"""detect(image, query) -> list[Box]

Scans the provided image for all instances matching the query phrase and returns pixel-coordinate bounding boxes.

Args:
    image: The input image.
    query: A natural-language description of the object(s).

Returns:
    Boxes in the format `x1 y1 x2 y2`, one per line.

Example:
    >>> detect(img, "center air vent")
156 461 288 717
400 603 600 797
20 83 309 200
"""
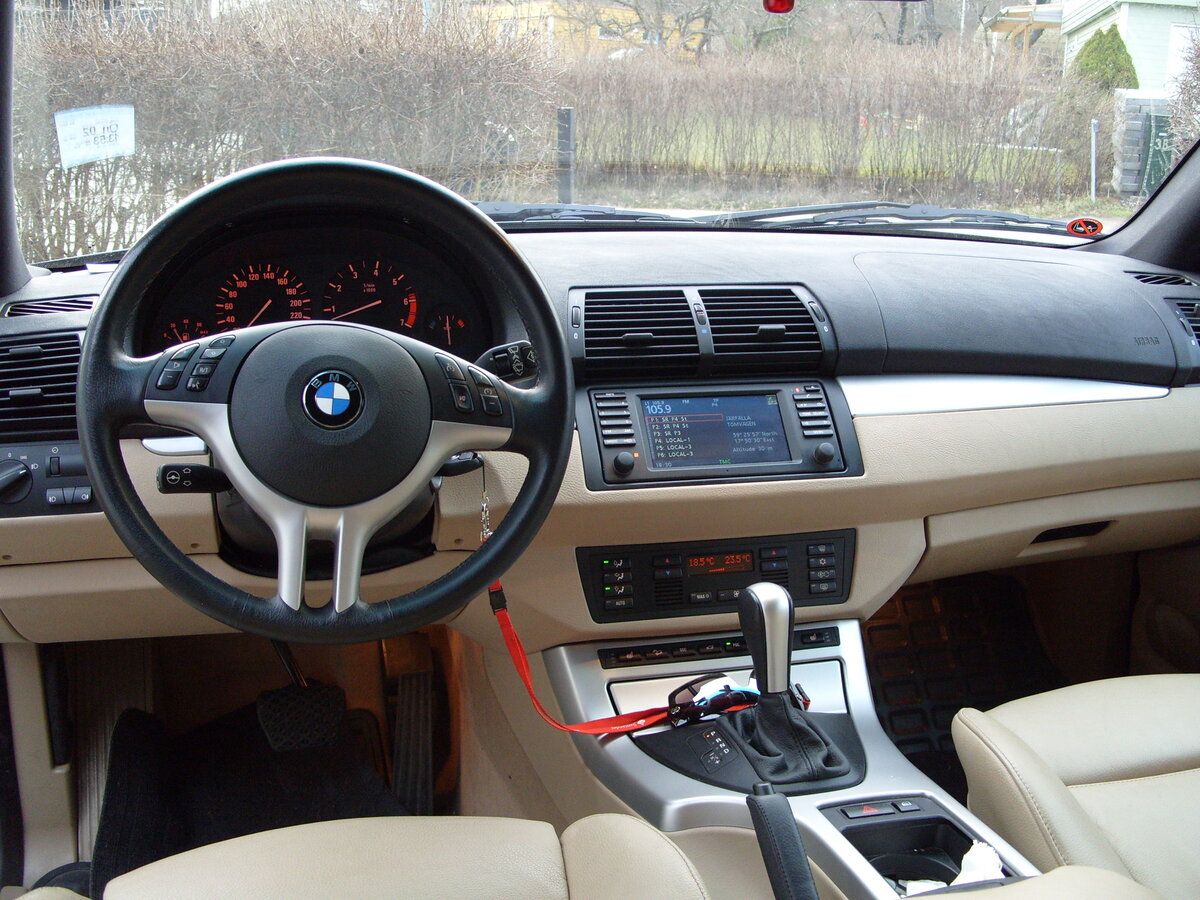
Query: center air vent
6 296 97 317
582 290 700 378
0 331 81 442
1130 271 1196 287
700 287 823 375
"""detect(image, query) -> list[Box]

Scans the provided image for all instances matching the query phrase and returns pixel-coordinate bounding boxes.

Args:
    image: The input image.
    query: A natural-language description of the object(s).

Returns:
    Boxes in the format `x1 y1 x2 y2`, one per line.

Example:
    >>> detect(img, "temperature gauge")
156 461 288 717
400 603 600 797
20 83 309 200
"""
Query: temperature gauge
425 306 473 351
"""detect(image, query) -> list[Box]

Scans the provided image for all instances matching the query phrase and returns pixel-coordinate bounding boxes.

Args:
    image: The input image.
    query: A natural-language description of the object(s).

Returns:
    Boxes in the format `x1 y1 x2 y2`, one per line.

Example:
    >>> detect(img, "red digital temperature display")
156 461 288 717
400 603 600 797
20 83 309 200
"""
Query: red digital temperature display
686 552 754 575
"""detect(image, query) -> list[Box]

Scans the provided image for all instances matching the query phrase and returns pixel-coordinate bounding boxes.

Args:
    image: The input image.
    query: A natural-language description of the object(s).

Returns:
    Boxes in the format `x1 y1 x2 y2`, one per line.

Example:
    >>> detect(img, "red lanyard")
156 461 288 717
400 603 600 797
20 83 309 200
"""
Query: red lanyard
491 582 674 734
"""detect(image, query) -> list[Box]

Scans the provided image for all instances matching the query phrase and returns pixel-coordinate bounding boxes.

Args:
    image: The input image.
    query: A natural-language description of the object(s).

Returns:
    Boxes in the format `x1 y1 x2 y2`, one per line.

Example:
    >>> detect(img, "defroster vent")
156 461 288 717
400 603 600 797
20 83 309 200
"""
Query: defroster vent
6 297 97 316
701 287 822 375
1130 272 1196 287
583 290 700 379
0 331 81 442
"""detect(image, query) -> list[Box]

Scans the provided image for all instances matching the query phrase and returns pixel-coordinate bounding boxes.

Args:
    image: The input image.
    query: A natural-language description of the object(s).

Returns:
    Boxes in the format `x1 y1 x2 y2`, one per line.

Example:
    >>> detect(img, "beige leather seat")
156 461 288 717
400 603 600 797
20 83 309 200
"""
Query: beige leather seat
22 814 709 900
952 674 1200 900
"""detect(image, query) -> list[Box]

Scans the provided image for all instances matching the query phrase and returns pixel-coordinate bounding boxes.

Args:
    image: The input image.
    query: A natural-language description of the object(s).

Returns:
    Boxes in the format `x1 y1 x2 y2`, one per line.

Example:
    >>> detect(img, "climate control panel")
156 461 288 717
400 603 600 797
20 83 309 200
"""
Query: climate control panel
577 530 855 623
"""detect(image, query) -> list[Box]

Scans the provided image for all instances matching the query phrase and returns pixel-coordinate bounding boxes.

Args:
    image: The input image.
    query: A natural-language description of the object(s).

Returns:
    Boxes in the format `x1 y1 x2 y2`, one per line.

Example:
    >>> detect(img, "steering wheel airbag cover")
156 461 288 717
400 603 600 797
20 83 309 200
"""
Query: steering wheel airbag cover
229 325 431 507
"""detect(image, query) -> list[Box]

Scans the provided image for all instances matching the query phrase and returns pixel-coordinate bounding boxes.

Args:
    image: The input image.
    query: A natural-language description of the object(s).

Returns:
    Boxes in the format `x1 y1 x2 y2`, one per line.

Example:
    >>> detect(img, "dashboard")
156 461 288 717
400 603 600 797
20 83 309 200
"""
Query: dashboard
2 225 1200 651
138 220 493 359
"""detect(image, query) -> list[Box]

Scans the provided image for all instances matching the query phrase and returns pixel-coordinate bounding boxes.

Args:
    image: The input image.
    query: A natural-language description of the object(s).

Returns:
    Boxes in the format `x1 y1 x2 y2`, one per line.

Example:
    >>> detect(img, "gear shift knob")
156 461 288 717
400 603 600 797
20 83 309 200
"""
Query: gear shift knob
737 583 795 694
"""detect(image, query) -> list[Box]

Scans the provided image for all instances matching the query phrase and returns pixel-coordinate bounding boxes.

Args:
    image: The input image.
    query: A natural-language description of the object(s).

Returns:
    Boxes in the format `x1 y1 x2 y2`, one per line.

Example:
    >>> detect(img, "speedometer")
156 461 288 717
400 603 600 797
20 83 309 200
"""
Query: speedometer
215 264 311 331
322 260 418 331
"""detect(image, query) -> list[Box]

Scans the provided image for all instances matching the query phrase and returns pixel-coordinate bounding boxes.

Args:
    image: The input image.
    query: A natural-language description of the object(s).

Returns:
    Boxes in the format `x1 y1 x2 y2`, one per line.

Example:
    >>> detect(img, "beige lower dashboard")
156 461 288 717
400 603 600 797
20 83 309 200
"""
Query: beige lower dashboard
2 388 1199 646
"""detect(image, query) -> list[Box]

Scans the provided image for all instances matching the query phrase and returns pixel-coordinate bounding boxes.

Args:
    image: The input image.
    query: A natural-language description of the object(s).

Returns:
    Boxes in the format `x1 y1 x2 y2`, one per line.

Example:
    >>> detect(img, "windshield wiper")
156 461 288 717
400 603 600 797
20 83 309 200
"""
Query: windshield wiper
476 202 700 228
701 202 1071 234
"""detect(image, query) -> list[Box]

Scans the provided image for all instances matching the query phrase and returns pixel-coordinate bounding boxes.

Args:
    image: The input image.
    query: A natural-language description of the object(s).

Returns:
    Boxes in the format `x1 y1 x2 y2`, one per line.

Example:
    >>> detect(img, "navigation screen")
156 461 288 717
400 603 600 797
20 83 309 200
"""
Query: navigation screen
641 394 790 469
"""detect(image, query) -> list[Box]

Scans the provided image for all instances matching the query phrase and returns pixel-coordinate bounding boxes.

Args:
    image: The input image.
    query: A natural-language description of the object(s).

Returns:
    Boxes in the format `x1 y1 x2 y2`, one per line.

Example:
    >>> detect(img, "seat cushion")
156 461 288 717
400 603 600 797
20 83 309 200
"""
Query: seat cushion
103 816 569 900
98 813 710 900
952 674 1200 900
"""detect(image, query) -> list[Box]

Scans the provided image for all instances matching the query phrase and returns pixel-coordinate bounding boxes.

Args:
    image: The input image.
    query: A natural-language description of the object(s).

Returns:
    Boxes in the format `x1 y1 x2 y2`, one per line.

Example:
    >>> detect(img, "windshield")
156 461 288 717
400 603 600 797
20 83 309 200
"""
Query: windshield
11 0 1196 261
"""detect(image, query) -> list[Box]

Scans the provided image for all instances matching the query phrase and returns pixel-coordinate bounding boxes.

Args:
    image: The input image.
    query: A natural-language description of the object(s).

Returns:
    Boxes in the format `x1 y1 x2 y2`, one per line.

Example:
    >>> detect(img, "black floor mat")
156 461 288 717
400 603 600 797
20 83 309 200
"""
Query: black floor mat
863 573 1064 803
90 701 405 898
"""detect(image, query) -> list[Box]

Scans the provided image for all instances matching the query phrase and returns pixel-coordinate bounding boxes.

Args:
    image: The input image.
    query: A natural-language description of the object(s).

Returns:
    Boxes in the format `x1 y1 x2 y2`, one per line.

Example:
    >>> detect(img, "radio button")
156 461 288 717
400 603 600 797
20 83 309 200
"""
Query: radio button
803 429 835 437
603 438 635 447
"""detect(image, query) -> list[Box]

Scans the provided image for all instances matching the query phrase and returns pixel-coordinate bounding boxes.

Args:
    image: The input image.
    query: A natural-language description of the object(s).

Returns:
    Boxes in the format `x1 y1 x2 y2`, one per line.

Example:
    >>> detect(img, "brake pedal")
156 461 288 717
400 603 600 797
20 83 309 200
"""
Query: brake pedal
256 682 346 752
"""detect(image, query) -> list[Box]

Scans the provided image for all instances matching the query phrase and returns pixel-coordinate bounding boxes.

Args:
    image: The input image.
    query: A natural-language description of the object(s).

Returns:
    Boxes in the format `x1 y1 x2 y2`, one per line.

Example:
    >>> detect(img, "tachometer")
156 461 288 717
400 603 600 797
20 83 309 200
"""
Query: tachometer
215 264 311 331
322 260 418 331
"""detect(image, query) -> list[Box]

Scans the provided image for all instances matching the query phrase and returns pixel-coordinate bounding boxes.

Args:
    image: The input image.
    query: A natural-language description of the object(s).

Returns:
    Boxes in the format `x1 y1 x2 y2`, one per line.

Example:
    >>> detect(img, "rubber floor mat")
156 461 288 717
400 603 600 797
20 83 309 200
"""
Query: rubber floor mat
863 573 1064 802
90 702 405 898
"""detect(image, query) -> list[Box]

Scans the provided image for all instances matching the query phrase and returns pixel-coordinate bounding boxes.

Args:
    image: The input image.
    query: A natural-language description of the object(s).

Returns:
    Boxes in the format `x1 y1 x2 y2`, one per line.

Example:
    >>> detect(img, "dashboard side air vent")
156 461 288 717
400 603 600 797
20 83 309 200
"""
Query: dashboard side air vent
1175 301 1200 340
583 290 700 379
0 331 81 442
700 287 823 375
1130 271 1196 287
5 296 97 317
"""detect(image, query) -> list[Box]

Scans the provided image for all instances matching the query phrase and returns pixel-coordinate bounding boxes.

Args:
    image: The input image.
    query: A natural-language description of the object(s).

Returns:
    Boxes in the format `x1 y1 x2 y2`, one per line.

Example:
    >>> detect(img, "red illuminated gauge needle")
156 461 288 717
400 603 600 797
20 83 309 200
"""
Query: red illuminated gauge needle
246 299 273 328
172 327 182 342
443 316 453 346
331 299 382 321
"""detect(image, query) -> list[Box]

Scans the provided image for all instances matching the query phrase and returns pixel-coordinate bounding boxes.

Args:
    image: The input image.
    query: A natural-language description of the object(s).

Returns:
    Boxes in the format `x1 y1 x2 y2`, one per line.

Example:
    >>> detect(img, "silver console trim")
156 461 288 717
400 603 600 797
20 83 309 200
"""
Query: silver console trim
839 374 1167 417
543 620 1039 900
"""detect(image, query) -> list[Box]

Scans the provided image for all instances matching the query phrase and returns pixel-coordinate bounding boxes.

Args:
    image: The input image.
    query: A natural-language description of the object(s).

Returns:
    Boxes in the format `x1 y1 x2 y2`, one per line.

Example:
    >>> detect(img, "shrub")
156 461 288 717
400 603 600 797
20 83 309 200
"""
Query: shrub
1072 25 1139 92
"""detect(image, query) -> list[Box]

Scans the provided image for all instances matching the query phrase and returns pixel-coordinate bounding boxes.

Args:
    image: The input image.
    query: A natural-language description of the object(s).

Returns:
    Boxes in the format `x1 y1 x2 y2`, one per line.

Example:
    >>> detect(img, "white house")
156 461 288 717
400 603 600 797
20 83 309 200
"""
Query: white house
1062 0 1200 91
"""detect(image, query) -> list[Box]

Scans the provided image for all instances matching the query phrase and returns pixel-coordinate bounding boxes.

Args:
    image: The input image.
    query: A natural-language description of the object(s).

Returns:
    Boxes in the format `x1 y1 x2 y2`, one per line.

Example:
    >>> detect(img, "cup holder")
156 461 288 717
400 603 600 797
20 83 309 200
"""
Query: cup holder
842 816 975 887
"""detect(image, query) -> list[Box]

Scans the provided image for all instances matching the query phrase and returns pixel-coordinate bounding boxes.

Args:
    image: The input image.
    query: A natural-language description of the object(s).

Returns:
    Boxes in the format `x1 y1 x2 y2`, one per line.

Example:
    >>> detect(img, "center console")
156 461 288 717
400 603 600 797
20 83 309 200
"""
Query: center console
543 618 1040 898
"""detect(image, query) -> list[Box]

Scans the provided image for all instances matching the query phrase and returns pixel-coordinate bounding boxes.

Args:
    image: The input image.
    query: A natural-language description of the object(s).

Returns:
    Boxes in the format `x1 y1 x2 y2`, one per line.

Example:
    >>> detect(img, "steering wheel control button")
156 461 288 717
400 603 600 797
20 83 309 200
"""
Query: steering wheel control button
163 359 188 373
209 336 235 348
191 362 216 377
156 370 182 390
200 347 227 360
450 382 474 413
302 370 365 429
185 376 209 392
171 345 198 361
435 354 465 382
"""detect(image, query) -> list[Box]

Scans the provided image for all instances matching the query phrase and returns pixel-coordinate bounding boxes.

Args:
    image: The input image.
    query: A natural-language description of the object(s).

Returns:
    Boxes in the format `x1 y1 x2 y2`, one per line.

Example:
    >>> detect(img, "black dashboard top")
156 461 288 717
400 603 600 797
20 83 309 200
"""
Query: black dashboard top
3 228 1200 388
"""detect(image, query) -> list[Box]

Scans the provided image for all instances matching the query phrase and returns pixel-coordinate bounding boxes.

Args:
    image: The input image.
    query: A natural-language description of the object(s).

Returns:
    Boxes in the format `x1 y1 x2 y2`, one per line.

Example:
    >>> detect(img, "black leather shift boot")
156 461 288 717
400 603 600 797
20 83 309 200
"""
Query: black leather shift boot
723 690 851 783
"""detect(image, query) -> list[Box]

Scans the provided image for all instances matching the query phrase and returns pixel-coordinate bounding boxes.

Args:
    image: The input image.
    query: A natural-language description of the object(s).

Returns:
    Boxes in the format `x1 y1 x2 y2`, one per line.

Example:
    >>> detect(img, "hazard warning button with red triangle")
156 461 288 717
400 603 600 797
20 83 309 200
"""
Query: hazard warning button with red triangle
840 802 896 819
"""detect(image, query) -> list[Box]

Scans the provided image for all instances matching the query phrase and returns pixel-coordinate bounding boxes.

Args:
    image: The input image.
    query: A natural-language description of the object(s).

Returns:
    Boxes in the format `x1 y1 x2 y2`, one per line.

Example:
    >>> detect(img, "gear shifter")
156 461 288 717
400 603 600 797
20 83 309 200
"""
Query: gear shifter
723 582 851 785
737 583 795 693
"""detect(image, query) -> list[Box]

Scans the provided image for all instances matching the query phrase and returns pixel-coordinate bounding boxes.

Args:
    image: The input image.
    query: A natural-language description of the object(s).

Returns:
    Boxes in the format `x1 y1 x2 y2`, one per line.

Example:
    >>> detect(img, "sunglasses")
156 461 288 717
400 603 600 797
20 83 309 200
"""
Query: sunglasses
667 674 760 727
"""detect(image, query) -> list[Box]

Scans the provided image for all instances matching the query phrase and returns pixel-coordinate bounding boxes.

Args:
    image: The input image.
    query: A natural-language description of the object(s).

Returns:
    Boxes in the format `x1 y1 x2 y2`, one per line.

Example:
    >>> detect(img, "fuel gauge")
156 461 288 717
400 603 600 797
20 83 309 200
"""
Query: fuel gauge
162 318 210 345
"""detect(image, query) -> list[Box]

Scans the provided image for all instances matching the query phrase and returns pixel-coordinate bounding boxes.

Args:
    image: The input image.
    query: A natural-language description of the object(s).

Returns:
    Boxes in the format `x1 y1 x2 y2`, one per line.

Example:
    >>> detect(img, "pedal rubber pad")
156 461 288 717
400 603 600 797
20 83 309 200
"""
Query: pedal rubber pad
256 682 346 752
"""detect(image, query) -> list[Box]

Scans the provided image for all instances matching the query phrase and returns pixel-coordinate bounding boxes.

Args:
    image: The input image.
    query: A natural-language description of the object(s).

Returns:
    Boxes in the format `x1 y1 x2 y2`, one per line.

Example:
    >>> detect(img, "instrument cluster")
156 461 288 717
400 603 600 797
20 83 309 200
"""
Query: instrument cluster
140 222 491 358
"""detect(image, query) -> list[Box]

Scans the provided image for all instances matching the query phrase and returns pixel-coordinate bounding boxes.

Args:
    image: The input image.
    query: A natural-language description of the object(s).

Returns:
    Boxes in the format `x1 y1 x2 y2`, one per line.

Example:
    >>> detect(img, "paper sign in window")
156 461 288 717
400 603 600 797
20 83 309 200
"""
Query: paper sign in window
54 105 135 169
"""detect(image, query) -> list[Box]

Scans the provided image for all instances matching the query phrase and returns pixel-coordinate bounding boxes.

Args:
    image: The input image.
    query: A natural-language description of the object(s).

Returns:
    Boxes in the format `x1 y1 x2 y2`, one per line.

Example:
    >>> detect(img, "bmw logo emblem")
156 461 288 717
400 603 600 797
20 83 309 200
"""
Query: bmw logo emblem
302 370 363 429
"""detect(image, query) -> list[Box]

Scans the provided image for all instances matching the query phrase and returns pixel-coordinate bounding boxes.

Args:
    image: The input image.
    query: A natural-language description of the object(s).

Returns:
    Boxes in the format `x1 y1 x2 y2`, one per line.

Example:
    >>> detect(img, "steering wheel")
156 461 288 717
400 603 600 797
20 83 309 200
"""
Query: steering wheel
78 159 573 643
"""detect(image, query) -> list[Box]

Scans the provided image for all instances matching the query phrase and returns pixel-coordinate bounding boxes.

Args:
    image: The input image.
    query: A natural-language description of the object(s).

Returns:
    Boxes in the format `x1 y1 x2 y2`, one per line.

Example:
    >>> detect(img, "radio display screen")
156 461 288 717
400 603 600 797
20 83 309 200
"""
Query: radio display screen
641 394 790 469
686 551 754 575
